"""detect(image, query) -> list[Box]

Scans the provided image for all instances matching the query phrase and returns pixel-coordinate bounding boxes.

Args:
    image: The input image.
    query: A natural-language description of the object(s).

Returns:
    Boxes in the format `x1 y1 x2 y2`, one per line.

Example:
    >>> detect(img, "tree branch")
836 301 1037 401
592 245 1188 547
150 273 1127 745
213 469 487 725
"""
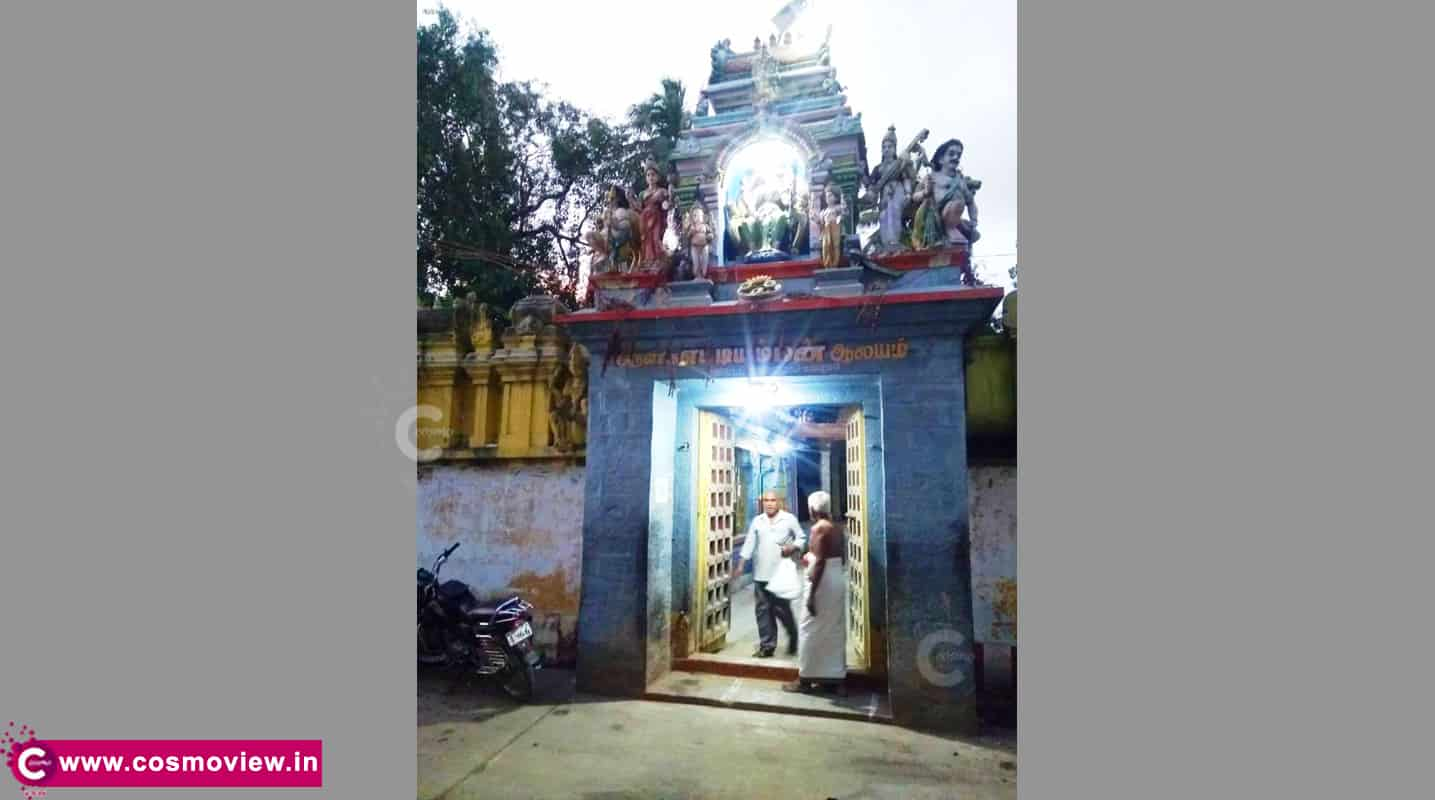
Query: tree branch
513 222 584 249
520 181 573 217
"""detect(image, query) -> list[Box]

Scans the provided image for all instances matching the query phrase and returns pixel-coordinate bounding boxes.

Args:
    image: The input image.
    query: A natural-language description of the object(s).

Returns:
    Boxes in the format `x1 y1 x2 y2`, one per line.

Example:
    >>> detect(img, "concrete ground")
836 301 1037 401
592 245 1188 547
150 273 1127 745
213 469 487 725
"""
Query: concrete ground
419 667 1016 800
645 670 893 722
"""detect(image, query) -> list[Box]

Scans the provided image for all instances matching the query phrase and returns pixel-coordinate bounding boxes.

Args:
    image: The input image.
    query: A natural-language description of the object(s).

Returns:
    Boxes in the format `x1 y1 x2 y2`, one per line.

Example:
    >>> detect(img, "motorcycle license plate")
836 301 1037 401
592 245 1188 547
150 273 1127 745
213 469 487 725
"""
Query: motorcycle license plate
506 622 533 646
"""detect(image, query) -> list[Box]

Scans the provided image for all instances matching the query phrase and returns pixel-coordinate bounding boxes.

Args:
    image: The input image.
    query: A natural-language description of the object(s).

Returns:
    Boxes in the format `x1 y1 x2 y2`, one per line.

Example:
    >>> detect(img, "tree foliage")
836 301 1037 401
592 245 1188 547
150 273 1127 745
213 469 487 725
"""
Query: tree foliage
417 8 689 313
623 78 690 192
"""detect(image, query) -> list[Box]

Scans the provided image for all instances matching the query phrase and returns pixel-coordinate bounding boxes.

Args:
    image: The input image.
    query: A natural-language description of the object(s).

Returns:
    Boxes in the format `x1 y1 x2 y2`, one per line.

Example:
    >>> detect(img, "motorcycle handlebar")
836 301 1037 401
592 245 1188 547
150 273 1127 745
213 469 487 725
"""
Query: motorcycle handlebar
431 541 461 573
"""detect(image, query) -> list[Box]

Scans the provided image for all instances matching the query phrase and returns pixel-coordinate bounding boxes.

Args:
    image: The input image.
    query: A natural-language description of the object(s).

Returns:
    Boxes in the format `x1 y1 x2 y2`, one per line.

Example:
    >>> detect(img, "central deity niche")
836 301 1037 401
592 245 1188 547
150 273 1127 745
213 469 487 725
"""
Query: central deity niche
720 137 810 264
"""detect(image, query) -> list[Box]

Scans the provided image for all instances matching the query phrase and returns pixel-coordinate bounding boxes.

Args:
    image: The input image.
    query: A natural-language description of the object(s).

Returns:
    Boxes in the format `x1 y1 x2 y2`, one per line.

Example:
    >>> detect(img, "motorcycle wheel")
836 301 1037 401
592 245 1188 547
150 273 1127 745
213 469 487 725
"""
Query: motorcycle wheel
499 658 535 702
417 624 445 665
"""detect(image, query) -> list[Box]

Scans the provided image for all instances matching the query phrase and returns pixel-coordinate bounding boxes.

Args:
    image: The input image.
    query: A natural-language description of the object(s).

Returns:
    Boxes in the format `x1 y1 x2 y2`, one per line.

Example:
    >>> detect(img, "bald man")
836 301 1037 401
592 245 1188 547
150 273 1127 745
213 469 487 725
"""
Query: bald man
734 490 805 657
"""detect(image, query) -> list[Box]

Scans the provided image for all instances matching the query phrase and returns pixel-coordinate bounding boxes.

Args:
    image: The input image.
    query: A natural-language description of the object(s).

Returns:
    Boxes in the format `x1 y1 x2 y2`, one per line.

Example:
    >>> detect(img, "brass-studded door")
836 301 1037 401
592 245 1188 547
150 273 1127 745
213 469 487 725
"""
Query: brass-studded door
695 410 736 653
843 406 870 671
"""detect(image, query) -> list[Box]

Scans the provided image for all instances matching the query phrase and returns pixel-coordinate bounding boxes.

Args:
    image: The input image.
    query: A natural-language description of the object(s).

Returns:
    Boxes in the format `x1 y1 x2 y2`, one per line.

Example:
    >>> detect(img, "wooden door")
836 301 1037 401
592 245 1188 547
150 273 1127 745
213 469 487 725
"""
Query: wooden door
695 410 736 652
843 405 870 671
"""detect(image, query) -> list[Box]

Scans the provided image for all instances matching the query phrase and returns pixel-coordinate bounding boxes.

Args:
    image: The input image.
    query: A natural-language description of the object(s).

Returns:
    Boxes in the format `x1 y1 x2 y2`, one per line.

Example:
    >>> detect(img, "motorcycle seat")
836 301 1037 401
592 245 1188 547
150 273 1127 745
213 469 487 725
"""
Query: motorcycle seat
463 597 518 619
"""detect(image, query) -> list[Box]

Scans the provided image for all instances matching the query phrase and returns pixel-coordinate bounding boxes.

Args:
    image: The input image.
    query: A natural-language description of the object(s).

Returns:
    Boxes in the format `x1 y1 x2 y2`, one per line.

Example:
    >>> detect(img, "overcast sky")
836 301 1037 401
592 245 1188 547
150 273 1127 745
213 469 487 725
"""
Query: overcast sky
418 0 1016 288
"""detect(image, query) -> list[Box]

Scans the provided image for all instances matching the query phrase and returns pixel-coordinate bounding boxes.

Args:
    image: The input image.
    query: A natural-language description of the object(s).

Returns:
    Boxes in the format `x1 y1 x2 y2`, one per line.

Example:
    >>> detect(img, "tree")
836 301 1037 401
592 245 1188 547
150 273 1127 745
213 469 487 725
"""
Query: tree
418 9 625 311
417 9 532 309
623 78 690 192
499 81 634 306
417 8 692 311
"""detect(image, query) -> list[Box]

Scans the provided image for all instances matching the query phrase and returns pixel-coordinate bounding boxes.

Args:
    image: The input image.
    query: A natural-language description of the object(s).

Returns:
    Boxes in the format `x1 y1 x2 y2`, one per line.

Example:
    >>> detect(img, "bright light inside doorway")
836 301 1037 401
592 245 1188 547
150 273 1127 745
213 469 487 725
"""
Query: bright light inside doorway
771 438 791 455
739 379 783 413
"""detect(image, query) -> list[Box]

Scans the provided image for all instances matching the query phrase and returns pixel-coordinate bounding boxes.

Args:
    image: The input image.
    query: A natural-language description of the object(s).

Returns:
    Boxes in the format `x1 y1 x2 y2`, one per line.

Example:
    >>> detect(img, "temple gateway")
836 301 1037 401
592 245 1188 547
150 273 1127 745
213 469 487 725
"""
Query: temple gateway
557 8 1004 733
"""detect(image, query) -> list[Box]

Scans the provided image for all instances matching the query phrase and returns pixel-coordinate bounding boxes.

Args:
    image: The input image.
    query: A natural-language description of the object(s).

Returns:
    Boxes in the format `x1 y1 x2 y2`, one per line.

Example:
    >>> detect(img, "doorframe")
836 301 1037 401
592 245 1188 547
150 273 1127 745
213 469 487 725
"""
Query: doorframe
655 374 888 681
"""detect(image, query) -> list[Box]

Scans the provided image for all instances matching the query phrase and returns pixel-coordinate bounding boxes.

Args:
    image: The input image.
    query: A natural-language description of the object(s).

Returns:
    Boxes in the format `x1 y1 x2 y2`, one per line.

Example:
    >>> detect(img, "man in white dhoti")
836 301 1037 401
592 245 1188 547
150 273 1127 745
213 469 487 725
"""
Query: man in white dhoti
784 491 847 695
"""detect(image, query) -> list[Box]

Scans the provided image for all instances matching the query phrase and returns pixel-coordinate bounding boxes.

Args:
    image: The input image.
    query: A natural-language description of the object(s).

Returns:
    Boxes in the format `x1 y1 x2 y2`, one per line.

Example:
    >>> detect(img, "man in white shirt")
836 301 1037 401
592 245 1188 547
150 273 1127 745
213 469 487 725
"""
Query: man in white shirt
734 490 806 657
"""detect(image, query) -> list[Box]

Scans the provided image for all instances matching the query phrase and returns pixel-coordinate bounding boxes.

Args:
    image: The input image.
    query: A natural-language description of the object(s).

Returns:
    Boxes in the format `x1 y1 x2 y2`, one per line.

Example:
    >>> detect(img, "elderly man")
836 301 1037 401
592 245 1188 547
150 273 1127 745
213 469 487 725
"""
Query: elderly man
734 490 805 658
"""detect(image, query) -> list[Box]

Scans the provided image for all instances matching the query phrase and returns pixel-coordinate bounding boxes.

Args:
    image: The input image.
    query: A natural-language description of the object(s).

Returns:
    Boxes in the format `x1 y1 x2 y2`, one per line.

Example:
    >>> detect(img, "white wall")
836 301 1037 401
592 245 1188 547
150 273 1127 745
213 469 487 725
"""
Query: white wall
417 461 585 664
416 459 1015 663
970 465 1017 646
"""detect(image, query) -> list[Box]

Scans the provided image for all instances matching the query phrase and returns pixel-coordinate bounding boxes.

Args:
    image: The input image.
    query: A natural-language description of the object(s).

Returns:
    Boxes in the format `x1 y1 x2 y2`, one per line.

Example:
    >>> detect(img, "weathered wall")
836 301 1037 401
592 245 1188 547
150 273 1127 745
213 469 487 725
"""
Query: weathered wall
416 461 585 665
564 296 997 733
877 330 976 732
969 466 1017 646
415 295 1016 716
415 455 1014 664
571 364 656 696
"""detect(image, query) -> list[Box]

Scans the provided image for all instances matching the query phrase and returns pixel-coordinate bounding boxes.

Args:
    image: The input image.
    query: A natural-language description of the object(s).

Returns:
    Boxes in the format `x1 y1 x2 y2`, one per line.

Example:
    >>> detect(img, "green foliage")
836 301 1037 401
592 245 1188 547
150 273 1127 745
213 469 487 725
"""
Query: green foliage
417 8 690 312
623 78 690 192
417 9 530 309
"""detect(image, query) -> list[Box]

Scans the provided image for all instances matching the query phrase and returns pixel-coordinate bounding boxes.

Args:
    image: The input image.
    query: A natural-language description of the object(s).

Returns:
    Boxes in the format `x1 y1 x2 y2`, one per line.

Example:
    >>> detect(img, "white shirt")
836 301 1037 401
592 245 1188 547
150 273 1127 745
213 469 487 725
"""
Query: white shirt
739 510 805 583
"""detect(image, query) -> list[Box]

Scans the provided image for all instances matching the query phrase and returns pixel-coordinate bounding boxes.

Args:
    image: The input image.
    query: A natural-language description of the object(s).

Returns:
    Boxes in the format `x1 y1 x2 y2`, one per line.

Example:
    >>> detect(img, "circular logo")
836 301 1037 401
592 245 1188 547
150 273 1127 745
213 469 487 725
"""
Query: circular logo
396 405 445 463
915 627 974 688
11 741 57 786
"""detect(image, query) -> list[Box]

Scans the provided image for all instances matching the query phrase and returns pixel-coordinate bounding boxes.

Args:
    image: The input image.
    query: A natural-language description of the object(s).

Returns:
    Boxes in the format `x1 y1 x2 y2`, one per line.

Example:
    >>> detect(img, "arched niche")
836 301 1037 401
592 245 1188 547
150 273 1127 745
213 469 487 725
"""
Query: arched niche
712 124 823 266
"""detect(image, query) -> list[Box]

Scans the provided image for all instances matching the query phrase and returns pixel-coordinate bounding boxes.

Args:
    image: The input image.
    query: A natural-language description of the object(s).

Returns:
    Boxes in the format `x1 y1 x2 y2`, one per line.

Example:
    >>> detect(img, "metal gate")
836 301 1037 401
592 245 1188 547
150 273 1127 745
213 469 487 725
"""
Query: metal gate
844 405 870 671
695 409 735 652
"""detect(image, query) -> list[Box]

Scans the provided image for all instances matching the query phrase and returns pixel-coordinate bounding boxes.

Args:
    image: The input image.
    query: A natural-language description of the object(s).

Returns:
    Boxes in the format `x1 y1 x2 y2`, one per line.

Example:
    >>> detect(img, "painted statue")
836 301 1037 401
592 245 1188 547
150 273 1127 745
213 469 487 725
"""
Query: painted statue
565 344 588 449
468 298 496 352
548 344 589 451
726 172 760 255
817 184 846 268
547 356 571 450
752 44 780 111
863 126 928 253
638 160 672 268
708 39 734 84
586 184 641 273
683 204 714 279
726 166 805 261
912 138 981 251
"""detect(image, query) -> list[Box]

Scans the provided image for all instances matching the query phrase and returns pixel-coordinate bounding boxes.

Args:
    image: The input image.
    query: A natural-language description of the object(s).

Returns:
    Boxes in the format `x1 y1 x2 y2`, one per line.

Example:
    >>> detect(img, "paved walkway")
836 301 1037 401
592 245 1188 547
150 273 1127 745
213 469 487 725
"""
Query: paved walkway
419 668 1016 800
645 670 893 723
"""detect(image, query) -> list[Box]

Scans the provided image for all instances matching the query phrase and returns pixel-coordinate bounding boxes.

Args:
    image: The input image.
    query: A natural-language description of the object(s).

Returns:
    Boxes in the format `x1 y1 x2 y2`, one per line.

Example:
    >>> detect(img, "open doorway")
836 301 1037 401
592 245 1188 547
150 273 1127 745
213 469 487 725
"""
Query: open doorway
686 403 871 673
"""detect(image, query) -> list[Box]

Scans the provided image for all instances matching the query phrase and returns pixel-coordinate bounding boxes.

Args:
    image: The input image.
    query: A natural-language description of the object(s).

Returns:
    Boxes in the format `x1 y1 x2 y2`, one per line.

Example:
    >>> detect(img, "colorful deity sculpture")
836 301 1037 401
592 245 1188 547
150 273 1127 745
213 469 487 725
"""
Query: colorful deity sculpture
683 204 714 279
637 159 673 269
817 184 846 268
586 184 641 273
863 126 927 253
912 138 981 251
725 165 806 261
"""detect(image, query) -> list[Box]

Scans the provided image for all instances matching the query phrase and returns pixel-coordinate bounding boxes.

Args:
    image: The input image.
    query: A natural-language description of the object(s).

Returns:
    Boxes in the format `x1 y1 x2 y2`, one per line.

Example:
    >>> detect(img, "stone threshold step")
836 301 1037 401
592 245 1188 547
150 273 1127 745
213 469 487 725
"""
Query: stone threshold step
674 656 796 682
645 671 893 725
673 655 886 691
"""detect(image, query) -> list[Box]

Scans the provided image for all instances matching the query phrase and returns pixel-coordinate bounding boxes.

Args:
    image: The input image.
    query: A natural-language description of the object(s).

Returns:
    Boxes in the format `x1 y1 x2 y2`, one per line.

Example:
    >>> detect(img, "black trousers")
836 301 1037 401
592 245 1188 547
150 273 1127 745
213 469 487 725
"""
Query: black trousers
754 580 797 653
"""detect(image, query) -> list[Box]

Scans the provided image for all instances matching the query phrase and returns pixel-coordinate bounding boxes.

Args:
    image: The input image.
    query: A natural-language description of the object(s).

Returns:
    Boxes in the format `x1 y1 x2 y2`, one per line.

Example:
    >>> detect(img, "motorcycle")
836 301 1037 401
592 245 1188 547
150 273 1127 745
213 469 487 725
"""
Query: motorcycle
417 542 542 701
